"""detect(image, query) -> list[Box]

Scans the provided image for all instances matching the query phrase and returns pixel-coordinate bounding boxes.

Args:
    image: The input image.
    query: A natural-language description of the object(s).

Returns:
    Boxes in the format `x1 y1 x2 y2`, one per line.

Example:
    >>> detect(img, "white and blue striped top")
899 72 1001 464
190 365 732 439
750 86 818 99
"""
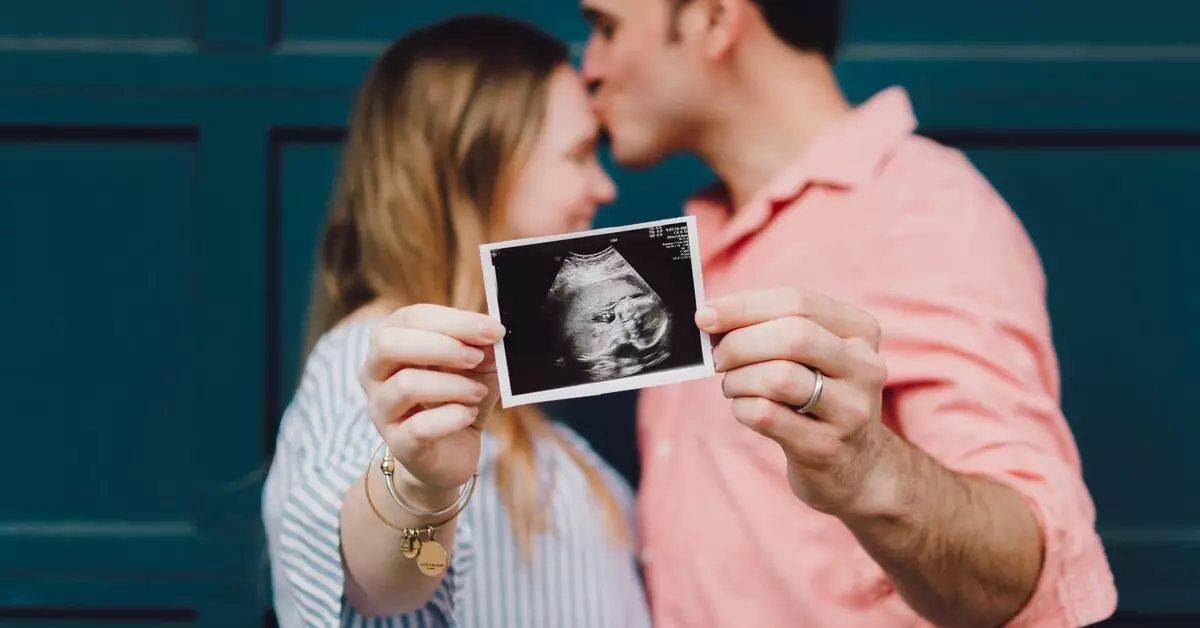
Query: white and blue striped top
262 319 652 628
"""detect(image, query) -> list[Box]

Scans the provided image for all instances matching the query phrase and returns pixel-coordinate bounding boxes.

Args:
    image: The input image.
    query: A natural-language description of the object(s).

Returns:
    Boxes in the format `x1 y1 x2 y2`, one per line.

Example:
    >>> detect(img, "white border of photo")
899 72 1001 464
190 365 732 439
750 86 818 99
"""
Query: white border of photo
480 215 716 408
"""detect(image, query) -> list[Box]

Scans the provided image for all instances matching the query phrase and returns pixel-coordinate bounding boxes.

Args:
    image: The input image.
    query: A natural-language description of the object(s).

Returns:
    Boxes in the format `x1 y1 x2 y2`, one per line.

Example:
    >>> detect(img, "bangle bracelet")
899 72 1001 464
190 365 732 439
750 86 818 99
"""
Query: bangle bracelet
372 441 477 519
362 442 478 577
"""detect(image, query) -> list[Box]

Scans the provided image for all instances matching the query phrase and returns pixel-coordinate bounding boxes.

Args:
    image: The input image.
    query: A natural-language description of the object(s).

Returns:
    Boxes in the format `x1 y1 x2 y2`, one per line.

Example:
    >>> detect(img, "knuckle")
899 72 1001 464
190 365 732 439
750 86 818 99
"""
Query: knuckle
850 341 888 386
787 287 812 317
865 357 888 387
784 319 810 358
368 320 387 348
767 362 797 399
406 421 434 446
369 325 400 361
843 394 874 426
390 304 419 329
740 397 776 430
734 298 750 324
391 368 421 394
406 303 434 319
381 426 408 455
863 314 883 346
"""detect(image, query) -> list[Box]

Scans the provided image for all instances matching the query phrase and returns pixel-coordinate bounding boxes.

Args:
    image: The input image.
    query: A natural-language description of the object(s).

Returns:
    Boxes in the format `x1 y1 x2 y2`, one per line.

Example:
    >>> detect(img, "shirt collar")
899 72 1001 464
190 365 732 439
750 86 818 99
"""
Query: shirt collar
689 86 919 260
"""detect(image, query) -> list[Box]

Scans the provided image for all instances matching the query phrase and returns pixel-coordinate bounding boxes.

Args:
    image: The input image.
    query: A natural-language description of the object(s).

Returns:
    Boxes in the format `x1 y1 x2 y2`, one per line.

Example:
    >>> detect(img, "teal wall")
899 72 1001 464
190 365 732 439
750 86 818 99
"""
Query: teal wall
1 1 1197 625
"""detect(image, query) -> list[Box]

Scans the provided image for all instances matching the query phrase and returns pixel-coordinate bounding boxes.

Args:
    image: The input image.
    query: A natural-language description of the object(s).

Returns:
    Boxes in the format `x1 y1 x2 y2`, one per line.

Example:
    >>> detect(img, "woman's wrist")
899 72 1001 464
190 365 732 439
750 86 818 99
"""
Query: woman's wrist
389 460 462 514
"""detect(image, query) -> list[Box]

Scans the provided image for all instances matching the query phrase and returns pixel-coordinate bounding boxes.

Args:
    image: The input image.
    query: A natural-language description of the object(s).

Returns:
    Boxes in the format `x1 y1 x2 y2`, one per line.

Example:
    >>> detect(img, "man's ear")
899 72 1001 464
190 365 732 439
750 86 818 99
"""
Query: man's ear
699 0 745 59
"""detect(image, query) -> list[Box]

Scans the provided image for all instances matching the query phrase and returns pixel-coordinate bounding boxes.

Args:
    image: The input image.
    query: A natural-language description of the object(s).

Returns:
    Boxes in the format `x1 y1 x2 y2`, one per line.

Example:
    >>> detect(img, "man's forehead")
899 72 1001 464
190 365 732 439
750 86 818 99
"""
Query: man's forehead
581 0 650 19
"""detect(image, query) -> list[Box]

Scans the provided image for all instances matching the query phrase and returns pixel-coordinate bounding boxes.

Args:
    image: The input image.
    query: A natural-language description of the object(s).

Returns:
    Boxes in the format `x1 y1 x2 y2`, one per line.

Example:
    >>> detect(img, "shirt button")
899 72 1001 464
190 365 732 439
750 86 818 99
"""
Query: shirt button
656 441 672 459
640 548 653 564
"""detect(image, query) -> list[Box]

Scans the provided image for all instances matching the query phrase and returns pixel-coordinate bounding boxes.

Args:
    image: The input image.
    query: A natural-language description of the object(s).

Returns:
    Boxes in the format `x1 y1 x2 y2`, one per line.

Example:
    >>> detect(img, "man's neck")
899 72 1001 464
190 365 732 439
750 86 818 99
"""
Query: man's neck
695 56 850 212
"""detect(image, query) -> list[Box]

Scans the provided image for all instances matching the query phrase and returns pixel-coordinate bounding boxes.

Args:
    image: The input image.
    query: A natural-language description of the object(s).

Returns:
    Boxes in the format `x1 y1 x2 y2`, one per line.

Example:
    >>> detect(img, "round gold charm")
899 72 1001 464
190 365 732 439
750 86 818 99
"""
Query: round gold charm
416 540 448 576
400 535 421 559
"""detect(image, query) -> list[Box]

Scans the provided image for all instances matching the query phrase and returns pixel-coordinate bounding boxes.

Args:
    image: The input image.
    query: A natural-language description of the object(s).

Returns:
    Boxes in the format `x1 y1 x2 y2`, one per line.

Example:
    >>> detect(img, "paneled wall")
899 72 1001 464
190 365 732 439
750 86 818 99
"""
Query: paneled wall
1 0 1197 624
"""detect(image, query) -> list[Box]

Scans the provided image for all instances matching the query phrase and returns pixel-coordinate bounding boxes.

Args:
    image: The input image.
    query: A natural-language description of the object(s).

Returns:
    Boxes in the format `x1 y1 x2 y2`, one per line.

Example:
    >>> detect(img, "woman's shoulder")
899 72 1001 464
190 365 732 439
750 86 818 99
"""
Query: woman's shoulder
297 318 377 395
277 318 379 443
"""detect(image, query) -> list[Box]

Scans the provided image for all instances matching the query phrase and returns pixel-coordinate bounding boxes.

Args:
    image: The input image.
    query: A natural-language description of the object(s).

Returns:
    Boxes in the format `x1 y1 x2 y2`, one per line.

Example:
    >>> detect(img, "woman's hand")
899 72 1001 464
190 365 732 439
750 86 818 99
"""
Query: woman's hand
359 304 505 509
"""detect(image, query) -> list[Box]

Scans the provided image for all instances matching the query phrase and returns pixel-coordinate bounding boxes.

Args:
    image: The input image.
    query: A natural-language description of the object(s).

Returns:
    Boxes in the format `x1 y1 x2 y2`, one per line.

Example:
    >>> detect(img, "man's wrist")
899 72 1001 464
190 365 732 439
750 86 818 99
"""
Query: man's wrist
840 428 919 526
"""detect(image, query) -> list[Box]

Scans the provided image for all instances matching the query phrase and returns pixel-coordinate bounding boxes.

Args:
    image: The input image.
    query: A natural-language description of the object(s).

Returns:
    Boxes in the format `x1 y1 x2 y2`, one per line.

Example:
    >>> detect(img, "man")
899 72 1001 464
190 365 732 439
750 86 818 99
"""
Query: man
580 1 1118 626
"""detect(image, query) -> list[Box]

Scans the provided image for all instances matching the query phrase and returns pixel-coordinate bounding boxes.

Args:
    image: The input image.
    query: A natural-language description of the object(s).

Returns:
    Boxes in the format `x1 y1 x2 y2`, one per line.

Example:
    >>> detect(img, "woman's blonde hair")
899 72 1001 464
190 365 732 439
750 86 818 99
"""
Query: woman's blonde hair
304 15 627 556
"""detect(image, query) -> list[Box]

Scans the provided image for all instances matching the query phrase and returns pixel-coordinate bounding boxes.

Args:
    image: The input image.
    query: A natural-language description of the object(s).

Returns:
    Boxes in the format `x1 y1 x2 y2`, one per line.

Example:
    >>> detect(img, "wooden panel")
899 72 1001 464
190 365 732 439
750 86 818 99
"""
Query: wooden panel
0 578 261 626
0 0 1197 621
0 125 265 626
0 0 197 39
941 133 1200 612
0 127 203 572
270 130 343 414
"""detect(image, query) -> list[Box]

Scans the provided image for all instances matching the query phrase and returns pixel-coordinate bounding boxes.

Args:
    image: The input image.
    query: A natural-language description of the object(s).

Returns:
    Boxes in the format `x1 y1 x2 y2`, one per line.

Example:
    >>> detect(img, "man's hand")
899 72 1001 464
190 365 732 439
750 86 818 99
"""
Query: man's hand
697 287 1047 628
696 286 898 517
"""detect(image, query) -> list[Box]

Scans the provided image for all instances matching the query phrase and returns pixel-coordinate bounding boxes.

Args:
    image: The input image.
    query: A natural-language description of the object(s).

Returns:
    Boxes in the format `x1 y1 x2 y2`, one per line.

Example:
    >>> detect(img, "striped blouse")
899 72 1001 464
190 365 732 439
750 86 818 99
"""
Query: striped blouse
262 319 652 627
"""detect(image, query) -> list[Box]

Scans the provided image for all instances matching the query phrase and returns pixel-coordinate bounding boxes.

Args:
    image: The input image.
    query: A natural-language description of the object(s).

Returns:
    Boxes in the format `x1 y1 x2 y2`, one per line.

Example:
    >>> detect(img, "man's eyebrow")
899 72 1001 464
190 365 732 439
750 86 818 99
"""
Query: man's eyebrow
580 7 609 25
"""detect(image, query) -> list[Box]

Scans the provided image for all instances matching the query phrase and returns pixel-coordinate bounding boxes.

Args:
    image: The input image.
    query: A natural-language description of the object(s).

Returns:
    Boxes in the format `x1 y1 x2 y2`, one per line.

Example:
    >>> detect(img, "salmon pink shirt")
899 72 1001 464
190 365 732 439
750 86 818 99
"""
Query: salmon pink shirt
635 86 1117 628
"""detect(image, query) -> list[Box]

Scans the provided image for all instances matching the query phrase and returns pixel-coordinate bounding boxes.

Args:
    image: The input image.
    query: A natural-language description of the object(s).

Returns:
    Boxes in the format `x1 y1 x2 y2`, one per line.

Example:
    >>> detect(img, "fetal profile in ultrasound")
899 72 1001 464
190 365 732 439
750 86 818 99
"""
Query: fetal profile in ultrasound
544 246 674 382
481 217 715 407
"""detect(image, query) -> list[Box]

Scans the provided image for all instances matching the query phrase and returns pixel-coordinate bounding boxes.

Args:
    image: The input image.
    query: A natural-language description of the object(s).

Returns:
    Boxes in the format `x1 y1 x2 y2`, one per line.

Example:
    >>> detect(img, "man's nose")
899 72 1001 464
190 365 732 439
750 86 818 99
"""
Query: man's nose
579 38 606 90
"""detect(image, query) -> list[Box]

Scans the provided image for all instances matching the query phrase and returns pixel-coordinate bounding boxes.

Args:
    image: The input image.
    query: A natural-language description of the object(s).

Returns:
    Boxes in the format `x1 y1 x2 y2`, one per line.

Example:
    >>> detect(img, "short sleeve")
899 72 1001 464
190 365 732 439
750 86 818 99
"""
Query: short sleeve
263 324 477 628
270 419 476 627
859 176 1118 626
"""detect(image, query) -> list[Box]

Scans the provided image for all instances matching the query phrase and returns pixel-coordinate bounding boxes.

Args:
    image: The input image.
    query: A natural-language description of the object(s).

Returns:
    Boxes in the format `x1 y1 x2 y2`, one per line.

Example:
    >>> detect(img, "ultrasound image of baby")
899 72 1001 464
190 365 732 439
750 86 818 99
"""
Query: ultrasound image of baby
544 246 673 382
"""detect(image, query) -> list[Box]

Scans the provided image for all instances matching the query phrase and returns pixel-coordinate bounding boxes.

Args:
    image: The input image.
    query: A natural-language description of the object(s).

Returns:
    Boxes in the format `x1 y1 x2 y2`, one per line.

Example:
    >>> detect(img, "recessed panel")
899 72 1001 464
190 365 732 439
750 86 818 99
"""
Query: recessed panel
0 129 198 527
950 138 1199 528
945 139 1200 602
274 137 343 412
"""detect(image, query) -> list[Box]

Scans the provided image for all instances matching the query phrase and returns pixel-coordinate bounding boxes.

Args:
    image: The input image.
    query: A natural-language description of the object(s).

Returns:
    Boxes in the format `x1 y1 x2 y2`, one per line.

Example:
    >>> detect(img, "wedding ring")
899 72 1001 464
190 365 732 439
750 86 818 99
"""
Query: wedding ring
794 368 824 415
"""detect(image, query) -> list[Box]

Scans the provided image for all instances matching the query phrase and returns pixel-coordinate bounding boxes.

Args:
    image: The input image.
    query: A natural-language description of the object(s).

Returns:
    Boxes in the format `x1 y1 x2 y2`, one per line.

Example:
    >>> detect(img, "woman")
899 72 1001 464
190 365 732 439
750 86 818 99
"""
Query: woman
261 13 651 628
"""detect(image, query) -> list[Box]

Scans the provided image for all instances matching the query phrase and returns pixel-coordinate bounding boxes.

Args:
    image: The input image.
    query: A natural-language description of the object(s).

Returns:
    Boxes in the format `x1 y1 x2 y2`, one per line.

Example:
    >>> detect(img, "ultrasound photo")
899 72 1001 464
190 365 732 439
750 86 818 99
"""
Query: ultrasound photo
481 217 715 407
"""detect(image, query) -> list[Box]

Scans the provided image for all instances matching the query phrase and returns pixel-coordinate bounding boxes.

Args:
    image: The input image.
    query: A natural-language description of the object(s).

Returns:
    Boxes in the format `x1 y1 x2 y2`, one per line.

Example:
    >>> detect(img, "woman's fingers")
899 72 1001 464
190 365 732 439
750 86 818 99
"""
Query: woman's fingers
363 327 487 382
385 403 481 451
371 368 490 424
384 304 506 346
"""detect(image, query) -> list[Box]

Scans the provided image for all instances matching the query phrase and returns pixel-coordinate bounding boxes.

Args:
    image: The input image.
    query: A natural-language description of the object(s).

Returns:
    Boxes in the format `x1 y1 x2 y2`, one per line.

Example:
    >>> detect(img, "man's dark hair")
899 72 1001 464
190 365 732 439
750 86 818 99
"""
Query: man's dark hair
669 0 842 61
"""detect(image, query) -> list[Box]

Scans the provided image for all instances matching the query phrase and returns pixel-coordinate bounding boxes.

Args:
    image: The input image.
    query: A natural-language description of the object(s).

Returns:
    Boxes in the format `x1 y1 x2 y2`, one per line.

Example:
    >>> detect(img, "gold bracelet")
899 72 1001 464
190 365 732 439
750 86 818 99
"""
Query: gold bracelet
381 444 476 518
362 441 478 576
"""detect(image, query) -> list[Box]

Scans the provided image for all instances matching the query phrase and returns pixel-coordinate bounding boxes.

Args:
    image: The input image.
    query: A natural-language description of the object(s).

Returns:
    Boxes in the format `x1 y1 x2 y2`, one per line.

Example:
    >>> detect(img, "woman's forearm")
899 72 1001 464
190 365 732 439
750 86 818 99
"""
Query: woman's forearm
340 463 461 617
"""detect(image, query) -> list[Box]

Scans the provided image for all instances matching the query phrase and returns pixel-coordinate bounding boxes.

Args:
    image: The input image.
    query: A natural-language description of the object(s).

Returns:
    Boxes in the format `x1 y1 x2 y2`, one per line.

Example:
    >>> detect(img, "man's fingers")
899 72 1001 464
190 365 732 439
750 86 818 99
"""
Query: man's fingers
712 316 851 377
371 369 490 425
719 361 844 420
730 397 843 466
696 287 880 344
386 403 480 451
385 304 506 345
364 327 487 381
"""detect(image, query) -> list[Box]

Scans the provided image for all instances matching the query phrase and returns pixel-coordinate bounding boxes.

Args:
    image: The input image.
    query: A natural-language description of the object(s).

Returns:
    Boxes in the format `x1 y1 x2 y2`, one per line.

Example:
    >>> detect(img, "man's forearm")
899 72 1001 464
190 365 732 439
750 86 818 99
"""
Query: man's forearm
841 430 1044 628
